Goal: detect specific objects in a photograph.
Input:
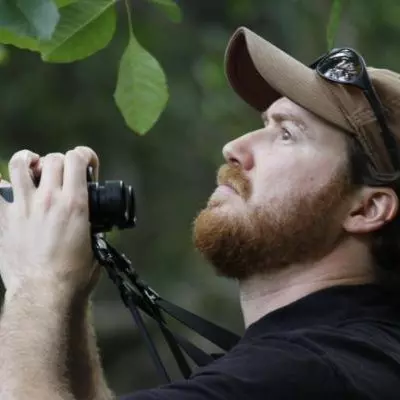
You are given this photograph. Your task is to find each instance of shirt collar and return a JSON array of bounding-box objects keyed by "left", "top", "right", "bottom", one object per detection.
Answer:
[{"left": 241, "top": 283, "right": 398, "bottom": 341}]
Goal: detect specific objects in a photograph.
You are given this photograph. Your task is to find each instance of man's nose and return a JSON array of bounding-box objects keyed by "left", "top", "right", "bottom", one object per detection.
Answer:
[{"left": 222, "top": 135, "right": 254, "bottom": 170}]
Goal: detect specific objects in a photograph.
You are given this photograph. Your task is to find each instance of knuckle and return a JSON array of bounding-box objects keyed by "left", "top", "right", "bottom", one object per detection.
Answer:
[
  {"left": 74, "top": 146, "right": 99, "bottom": 167},
  {"left": 75, "top": 145, "right": 92, "bottom": 154},
  {"left": 44, "top": 152, "right": 64, "bottom": 164},
  {"left": 65, "top": 149, "right": 80, "bottom": 162},
  {"left": 8, "top": 156, "right": 22, "bottom": 171},
  {"left": 9, "top": 149, "right": 37, "bottom": 169},
  {"left": 65, "top": 149, "right": 89, "bottom": 171},
  {"left": 75, "top": 146, "right": 98, "bottom": 158},
  {"left": 65, "top": 149, "right": 75, "bottom": 156}
]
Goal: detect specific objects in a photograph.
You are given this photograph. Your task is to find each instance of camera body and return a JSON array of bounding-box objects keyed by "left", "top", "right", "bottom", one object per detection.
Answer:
[{"left": 0, "top": 167, "right": 136, "bottom": 233}]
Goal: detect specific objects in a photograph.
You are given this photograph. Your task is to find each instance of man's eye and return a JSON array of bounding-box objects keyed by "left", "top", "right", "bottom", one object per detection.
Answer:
[{"left": 281, "top": 128, "right": 293, "bottom": 141}]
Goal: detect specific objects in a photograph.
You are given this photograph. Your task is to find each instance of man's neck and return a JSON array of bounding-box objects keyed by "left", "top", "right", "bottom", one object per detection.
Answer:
[{"left": 239, "top": 242, "right": 375, "bottom": 328}]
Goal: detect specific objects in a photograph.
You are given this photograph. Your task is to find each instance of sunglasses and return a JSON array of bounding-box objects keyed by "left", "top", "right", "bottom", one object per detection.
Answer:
[{"left": 310, "top": 48, "right": 400, "bottom": 177}]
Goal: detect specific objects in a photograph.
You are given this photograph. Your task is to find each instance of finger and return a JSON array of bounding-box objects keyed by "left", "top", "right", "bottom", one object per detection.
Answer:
[
  {"left": 74, "top": 146, "right": 100, "bottom": 181},
  {"left": 63, "top": 149, "right": 89, "bottom": 196},
  {"left": 0, "top": 175, "right": 10, "bottom": 187},
  {"left": 38, "top": 153, "right": 65, "bottom": 191},
  {"left": 8, "top": 150, "right": 40, "bottom": 203}
]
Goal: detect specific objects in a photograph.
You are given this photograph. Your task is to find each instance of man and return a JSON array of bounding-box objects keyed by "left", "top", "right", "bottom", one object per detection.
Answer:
[{"left": 1, "top": 26, "right": 400, "bottom": 399}]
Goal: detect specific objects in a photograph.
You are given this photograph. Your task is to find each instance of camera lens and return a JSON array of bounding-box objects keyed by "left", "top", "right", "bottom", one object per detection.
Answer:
[
  {"left": 0, "top": 180, "right": 136, "bottom": 234},
  {"left": 89, "top": 181, "right": 136, "bottom": 233}
]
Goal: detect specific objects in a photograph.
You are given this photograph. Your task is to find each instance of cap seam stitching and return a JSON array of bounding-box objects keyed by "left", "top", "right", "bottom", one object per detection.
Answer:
[{"left": 322, "top": 82, "right": 382, "bottom": 171}]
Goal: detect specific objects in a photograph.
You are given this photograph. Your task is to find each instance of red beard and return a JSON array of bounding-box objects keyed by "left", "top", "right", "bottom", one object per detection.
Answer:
[{"left": 193, "top": 163, "right": 352, "bottom": 281}]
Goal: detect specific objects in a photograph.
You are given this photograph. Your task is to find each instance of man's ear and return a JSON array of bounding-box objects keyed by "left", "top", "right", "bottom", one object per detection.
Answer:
[{"left": 343, "top": 187, "right": 399, "bottom": 234}]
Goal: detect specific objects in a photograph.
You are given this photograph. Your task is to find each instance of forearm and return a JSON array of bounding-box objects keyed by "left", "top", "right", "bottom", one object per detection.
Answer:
[
  {"left": 67, "top": 298, "right": 115, "bottom": 400},
  {"left": 0, "top": 289, "right": 115, "bottom": 400},
  {"left": 0, "top": 286, "right": 75, "bottom": 400}
]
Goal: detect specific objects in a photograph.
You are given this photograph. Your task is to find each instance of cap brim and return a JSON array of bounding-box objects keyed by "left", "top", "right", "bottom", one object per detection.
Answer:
[{"left": 225, "top": 27, "right": 351, "bottom": 131}]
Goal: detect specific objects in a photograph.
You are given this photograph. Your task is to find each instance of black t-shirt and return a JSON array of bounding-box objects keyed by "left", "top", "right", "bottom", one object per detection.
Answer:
[{"left": 120, "top": 284, "right": 400, "bottom": 399}]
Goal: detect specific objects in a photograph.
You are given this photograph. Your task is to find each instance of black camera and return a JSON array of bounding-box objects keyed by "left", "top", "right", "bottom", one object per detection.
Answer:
[{"left": 0, "top": 167, "right": 136, "bottom": 234}]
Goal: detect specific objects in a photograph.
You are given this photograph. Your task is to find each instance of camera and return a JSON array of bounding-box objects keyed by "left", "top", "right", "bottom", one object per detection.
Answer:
[{"left": 0, "top": 167, "right": 136, "bottom": 234}]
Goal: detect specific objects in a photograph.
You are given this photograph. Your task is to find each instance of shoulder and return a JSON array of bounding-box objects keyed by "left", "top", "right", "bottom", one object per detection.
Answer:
[
  {"left": 294, "top": 321, "right": 400, "bottom": 389},
  {"left": 208, "top": 333, "right": 341, "bottom": 381},
  {"left": 121, "top": 335, "right": 345, "bottom": 400}
]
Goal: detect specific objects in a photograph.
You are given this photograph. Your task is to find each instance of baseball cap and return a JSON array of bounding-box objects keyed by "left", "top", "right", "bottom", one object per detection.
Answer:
[{"left": 224, "top": 27, "right": 400, "bottom": 177}]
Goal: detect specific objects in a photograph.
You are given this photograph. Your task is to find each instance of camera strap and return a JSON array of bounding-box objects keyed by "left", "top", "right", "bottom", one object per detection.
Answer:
[{"left": 92, "top": 234, "right": 240, "bottom": 383}]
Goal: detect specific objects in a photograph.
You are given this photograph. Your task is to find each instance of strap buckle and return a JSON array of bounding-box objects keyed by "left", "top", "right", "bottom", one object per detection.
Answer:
[{"left": 91, "top": 234, "right": 240, "bottom": 383}]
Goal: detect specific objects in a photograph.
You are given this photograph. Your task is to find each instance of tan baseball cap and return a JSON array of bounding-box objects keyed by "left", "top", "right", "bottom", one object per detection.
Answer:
[{"left": 224, "top": 27, "right": 400, "bottom": 176}]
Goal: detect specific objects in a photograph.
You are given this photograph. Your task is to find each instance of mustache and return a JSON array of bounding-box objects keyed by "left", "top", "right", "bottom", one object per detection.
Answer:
[{"left": 217, "top": 164, "right": 251, "bottom": 200}]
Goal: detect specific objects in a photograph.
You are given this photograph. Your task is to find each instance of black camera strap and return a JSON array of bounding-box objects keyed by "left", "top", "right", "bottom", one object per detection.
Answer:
[{"left": 92, "top": 234, "right": 240, "bottom": 383}]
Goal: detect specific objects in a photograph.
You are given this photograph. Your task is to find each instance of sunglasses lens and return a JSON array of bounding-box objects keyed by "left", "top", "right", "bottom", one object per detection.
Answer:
[{"left": 317, "top": 49, "right": 363, "bottom": 84}]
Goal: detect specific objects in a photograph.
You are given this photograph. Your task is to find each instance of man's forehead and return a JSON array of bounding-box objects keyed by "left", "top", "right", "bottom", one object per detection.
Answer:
[
  {"left": 262, "top": 97, "right": 310, "bottom": 120},
  {"left": 262, "top": 97, "right": 337, "bottom": 135}
]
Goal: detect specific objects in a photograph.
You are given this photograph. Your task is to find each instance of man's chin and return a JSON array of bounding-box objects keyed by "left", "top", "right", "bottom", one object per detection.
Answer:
[
  {"left": 193, "top": 206, "right": 227, "bottom": 256},
  {"left": 193, "top": 206, "right": 226, "bottom": 238},
  {"left": 192, "top": 206, "right": 254, "bottom": 280}
]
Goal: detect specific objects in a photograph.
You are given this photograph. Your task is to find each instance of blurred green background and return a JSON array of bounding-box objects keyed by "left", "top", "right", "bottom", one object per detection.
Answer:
[{"left": 0, "top": 0, "right": 399, "bottom": 395}]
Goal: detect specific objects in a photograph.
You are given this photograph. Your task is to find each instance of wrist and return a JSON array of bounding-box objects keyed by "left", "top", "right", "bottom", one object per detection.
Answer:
[
  {"left": 4, "top": 279, "right": 86, "bottom": 309},
  {"left": 4, "top": 262, "right": 100, "bottom": 303}
]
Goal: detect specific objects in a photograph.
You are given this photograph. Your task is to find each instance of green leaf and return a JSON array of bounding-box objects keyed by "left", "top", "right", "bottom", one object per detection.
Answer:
[
  {"left": 0, "top": 1, "right": 31, "bottom": 37},
  {"left": 114, "top": 32, "right": 169, "bottom": 135},
  {"left": 39, "top": 0, "right": 116, "bottom": 63},
  {"left": 327, "top": 0, "right": 343, "bottom": 49},
  {"left": 145, "top": 0, "right": 182, "bottom": 23},
  {"left": 0, "top": 0, "right": 59, "bottom": 40},
  {"left": 0, "top": 28, "right": 39, "bottom": 51},
  {"left": 54, "top": 0, "right": 77, "bottom": 7},
  {"left": 0, "top": 44, "right": 9, "bottom": 64},
  {"left": 16, "top": 0, "right": 59, "bottom": 40}
]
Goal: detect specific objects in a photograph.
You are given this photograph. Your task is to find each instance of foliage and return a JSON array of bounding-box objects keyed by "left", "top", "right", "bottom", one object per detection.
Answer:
[
  {"left": 0, "top": 0, "right": 59, "bottom": 40},
  {"left": 0, "top": 0, "right": 181, "bottom": 134},
  {"left": 327, "top": 0, "right": 344, "bottom": 49},
  {"left": 0, "top": 0, "right": 344, "bottom": 136}
]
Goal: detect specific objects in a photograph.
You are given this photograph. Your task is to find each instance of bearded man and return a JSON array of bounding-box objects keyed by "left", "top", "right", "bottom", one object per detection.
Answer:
[{"left": 2, "top": 27, "right": 400, "bottom": 400}]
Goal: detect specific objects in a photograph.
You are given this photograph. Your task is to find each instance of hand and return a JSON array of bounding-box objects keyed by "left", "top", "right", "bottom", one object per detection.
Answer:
[{"left": 0, "top": 146, "right": 101, "bottom": 299}]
